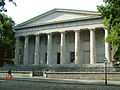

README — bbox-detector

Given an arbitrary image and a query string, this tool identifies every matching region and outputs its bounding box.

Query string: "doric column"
[23,36,29,65]
[60,31,66,64]
[15,37,20,64]
[105,29,110,62]
[90,29,96,64]
[34,34,40,65]
[47,33,52,64]
[74,30,80,64]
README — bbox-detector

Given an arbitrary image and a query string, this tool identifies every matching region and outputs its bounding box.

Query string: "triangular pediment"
[15,8,100,29]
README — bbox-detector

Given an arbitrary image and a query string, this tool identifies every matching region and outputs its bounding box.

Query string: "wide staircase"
[1,63,120,80]
[0,63,117,73]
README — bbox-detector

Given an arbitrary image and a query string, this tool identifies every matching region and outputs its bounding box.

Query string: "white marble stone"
[105,29,110,62]
[14,9,111,65]
[90,29,96,64]
[60,31,66,64]
[47,33,53,64]
[23,36,29,65]
[74,30,80,64]
[34,35,40,65]
[15,37,20,64]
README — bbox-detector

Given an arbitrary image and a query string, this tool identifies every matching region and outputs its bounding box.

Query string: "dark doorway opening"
[57,53,60,64]
[45,53,47,64]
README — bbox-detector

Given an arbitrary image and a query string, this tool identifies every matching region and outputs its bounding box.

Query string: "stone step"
[0,64,115,72]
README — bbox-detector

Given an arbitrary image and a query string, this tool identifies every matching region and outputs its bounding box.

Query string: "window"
[70,52,75,63]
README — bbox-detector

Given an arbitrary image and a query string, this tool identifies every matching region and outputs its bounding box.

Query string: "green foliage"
[0,0,16,12]
[97,0,120,60]
[0,13,15,54]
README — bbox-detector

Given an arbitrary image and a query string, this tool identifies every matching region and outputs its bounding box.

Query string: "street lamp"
[115,61,120,72]
[116,61,120,66]
[104,58,108,85]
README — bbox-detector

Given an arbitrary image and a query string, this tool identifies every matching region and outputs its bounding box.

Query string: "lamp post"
[104,58,108,85]
[116,61,120,72]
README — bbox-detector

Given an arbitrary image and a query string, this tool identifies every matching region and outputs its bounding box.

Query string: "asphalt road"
[0,80,120,90]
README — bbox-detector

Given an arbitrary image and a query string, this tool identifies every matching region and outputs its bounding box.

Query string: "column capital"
[104,29,109,32]
[103,27,108,30]
[59,31,66,34]
[104,28,108,30]
[46,32,52,36]
[34,33,41,36]
[24,35,29,38]
[35,34,40,38]
[89,28,96,31]
[74,30,80,33]
[74,29,80,32]
[15,36,20,38]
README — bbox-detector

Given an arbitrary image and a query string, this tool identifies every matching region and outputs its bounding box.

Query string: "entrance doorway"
[57,53,60,64]
[45,53,47,64]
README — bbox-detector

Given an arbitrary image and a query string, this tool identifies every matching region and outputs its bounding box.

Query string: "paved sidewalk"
[0,77,120,86]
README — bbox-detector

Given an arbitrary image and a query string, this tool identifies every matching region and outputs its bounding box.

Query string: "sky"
[4,0,104,25]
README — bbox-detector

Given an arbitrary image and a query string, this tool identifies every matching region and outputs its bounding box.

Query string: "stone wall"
[0,71,32,77]
[45,72,120,80]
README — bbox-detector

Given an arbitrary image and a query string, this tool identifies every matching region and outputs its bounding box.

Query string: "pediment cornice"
[14,8,101,30]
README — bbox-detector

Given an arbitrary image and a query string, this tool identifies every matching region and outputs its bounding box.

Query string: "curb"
[0,77,120,86]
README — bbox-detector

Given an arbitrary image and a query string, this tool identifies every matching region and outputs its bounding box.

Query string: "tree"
[0,13,15,65]
[97,0,120,61]
[0,0,16,12]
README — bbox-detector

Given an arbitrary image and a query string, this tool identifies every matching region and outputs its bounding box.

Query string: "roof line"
[15,8,100,29]
[15,9,56,28]
[15,16,102,30]
[54,8,99,14]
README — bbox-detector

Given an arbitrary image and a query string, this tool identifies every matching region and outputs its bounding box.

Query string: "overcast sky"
[4,0,104,25]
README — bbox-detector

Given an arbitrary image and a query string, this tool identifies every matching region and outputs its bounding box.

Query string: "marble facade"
[14,8,111,65]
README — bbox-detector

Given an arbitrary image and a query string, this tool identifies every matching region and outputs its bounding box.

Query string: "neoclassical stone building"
[14,8,111,65]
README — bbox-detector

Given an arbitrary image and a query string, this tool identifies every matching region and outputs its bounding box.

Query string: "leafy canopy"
[0,13,15,53]
[0,0,16,12]
[97,0,120,60]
